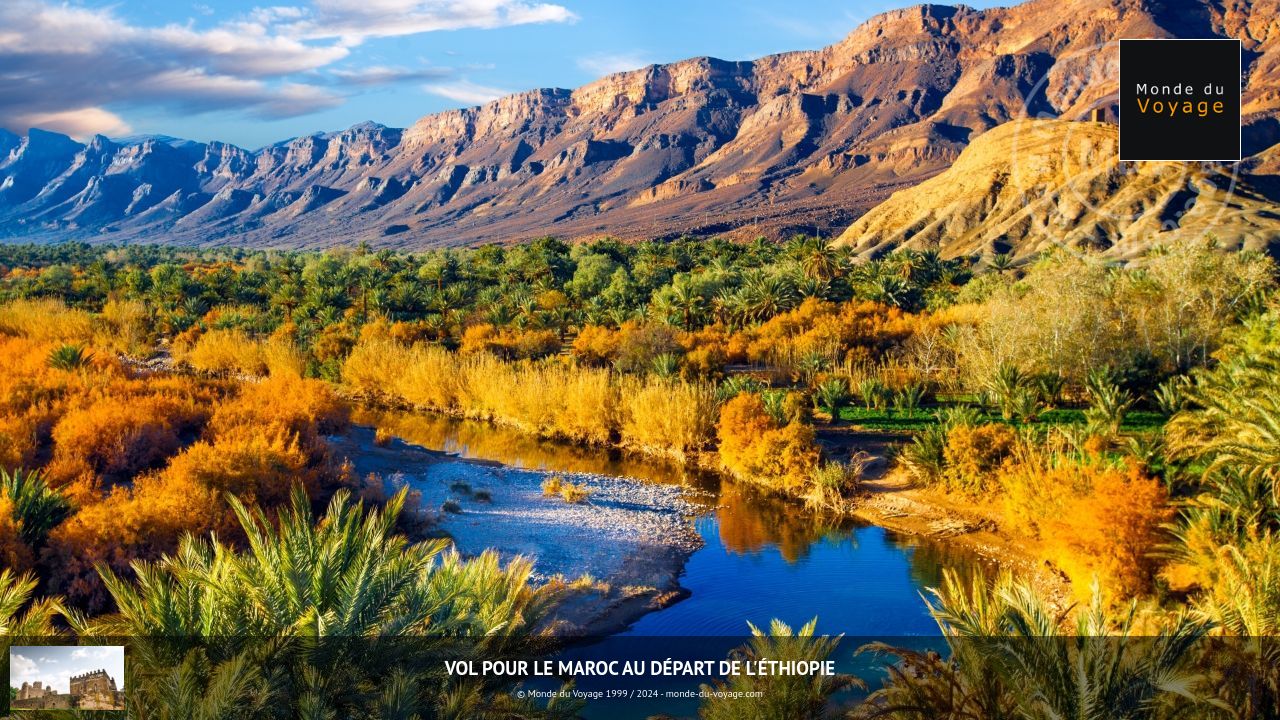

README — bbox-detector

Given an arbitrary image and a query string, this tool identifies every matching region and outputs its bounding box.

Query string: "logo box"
[1119,38,1241,162]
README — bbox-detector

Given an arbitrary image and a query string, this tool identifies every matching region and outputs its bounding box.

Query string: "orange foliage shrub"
[572,325,621,366]
[998,461,1089,539]
[739,299,921,369]
[47,396,186,486]
[461,323,560,360]
[717,393,820,493]
[1043,464,1173,600]
[209,376,349,450]
[387,320,437,345]
[46,473,216,612]
[311,323,358,364]
[942,423,1018,493]
[612,322,681,374]
[161,430,313,511]
[0,409,44,471]
[460,323,501,354]
[678,327,732,377]
[0,312,351,612]
[44,375,348,612]
[0,496,33,571]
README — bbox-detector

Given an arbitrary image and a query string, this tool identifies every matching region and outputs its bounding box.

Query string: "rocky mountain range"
[1,0,1278,250]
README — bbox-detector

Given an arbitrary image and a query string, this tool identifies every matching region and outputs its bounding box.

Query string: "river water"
[354,409,985,717]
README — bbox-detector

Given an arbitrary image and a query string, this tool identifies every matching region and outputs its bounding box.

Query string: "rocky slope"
[1,0,1278,249]
[834,119,1280,259]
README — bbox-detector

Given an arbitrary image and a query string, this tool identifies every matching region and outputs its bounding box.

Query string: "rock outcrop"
[835,119,1280,259]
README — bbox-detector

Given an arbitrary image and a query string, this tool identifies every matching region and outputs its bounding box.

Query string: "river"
[351,408,986,717]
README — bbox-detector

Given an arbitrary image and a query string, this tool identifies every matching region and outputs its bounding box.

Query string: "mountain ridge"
[1,0,1278,249]
[835,119,1280,259]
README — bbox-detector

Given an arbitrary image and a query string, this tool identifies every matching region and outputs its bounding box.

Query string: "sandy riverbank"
[816,425,1074,611]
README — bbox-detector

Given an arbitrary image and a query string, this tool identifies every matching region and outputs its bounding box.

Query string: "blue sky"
[0,0,1003,148]
[9,645,126,693]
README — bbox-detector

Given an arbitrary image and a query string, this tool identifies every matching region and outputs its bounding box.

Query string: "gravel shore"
[329,425,706,634]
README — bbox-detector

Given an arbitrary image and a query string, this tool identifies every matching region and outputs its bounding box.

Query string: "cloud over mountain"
[0,0,574,137]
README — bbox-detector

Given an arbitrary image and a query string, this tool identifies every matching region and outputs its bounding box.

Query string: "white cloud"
[424,79,509,105]
[10,653,38,678]
[8,653,59,690]
[577,52,653,77]
[282,0,577,45]
[8,108,133,139]
[331,64,455,86]
[0,0,574,137]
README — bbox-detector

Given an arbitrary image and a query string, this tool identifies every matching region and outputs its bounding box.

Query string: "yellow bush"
[620,378,717,458]
[942,423,1018,493]
[180,326,303,378]
[0,496,33,572]
[261,337,306,378]
[180,328,266,375]
[560,481,592,503]
[541,475,564,496]
[48,396,185,486]
[343,335,716,456]
[998,461,1088,539]
[717,393,820,492]
[572,325,620,366]
[397,344,464,411]
[0,299,94,343]
[544,364,617,444]
[1043,463,1173,600]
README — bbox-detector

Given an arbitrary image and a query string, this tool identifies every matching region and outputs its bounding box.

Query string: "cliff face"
[1,0,1277,249]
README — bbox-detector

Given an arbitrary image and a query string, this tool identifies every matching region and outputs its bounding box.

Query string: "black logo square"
[1119,38,1241,162]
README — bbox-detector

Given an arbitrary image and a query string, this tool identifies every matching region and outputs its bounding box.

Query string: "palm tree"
[988,252,1015,274]
[1084,367,1136,437]
[813,377,849,423]
[0,568,61,632]
[984,362,1033,422]
[1167,347,1280,501]
[87,487,568,719]
[657,278,706,330]
[797,236,841,283]
[0,569,63,650]
[0,468,71,547]
[701,618,859,720]
[740,272,797,322]
[1186,532,1280,719]
[712,288,745,330]
[47,343,94,371]
[857,571,1215,720]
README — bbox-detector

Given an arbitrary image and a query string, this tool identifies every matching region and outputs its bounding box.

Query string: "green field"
[838,405,1168,434]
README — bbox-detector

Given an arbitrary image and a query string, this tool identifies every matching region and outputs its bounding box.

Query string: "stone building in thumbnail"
[12,669,124,711]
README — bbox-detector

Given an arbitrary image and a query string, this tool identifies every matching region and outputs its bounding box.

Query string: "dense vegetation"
[1,236,1277,718]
